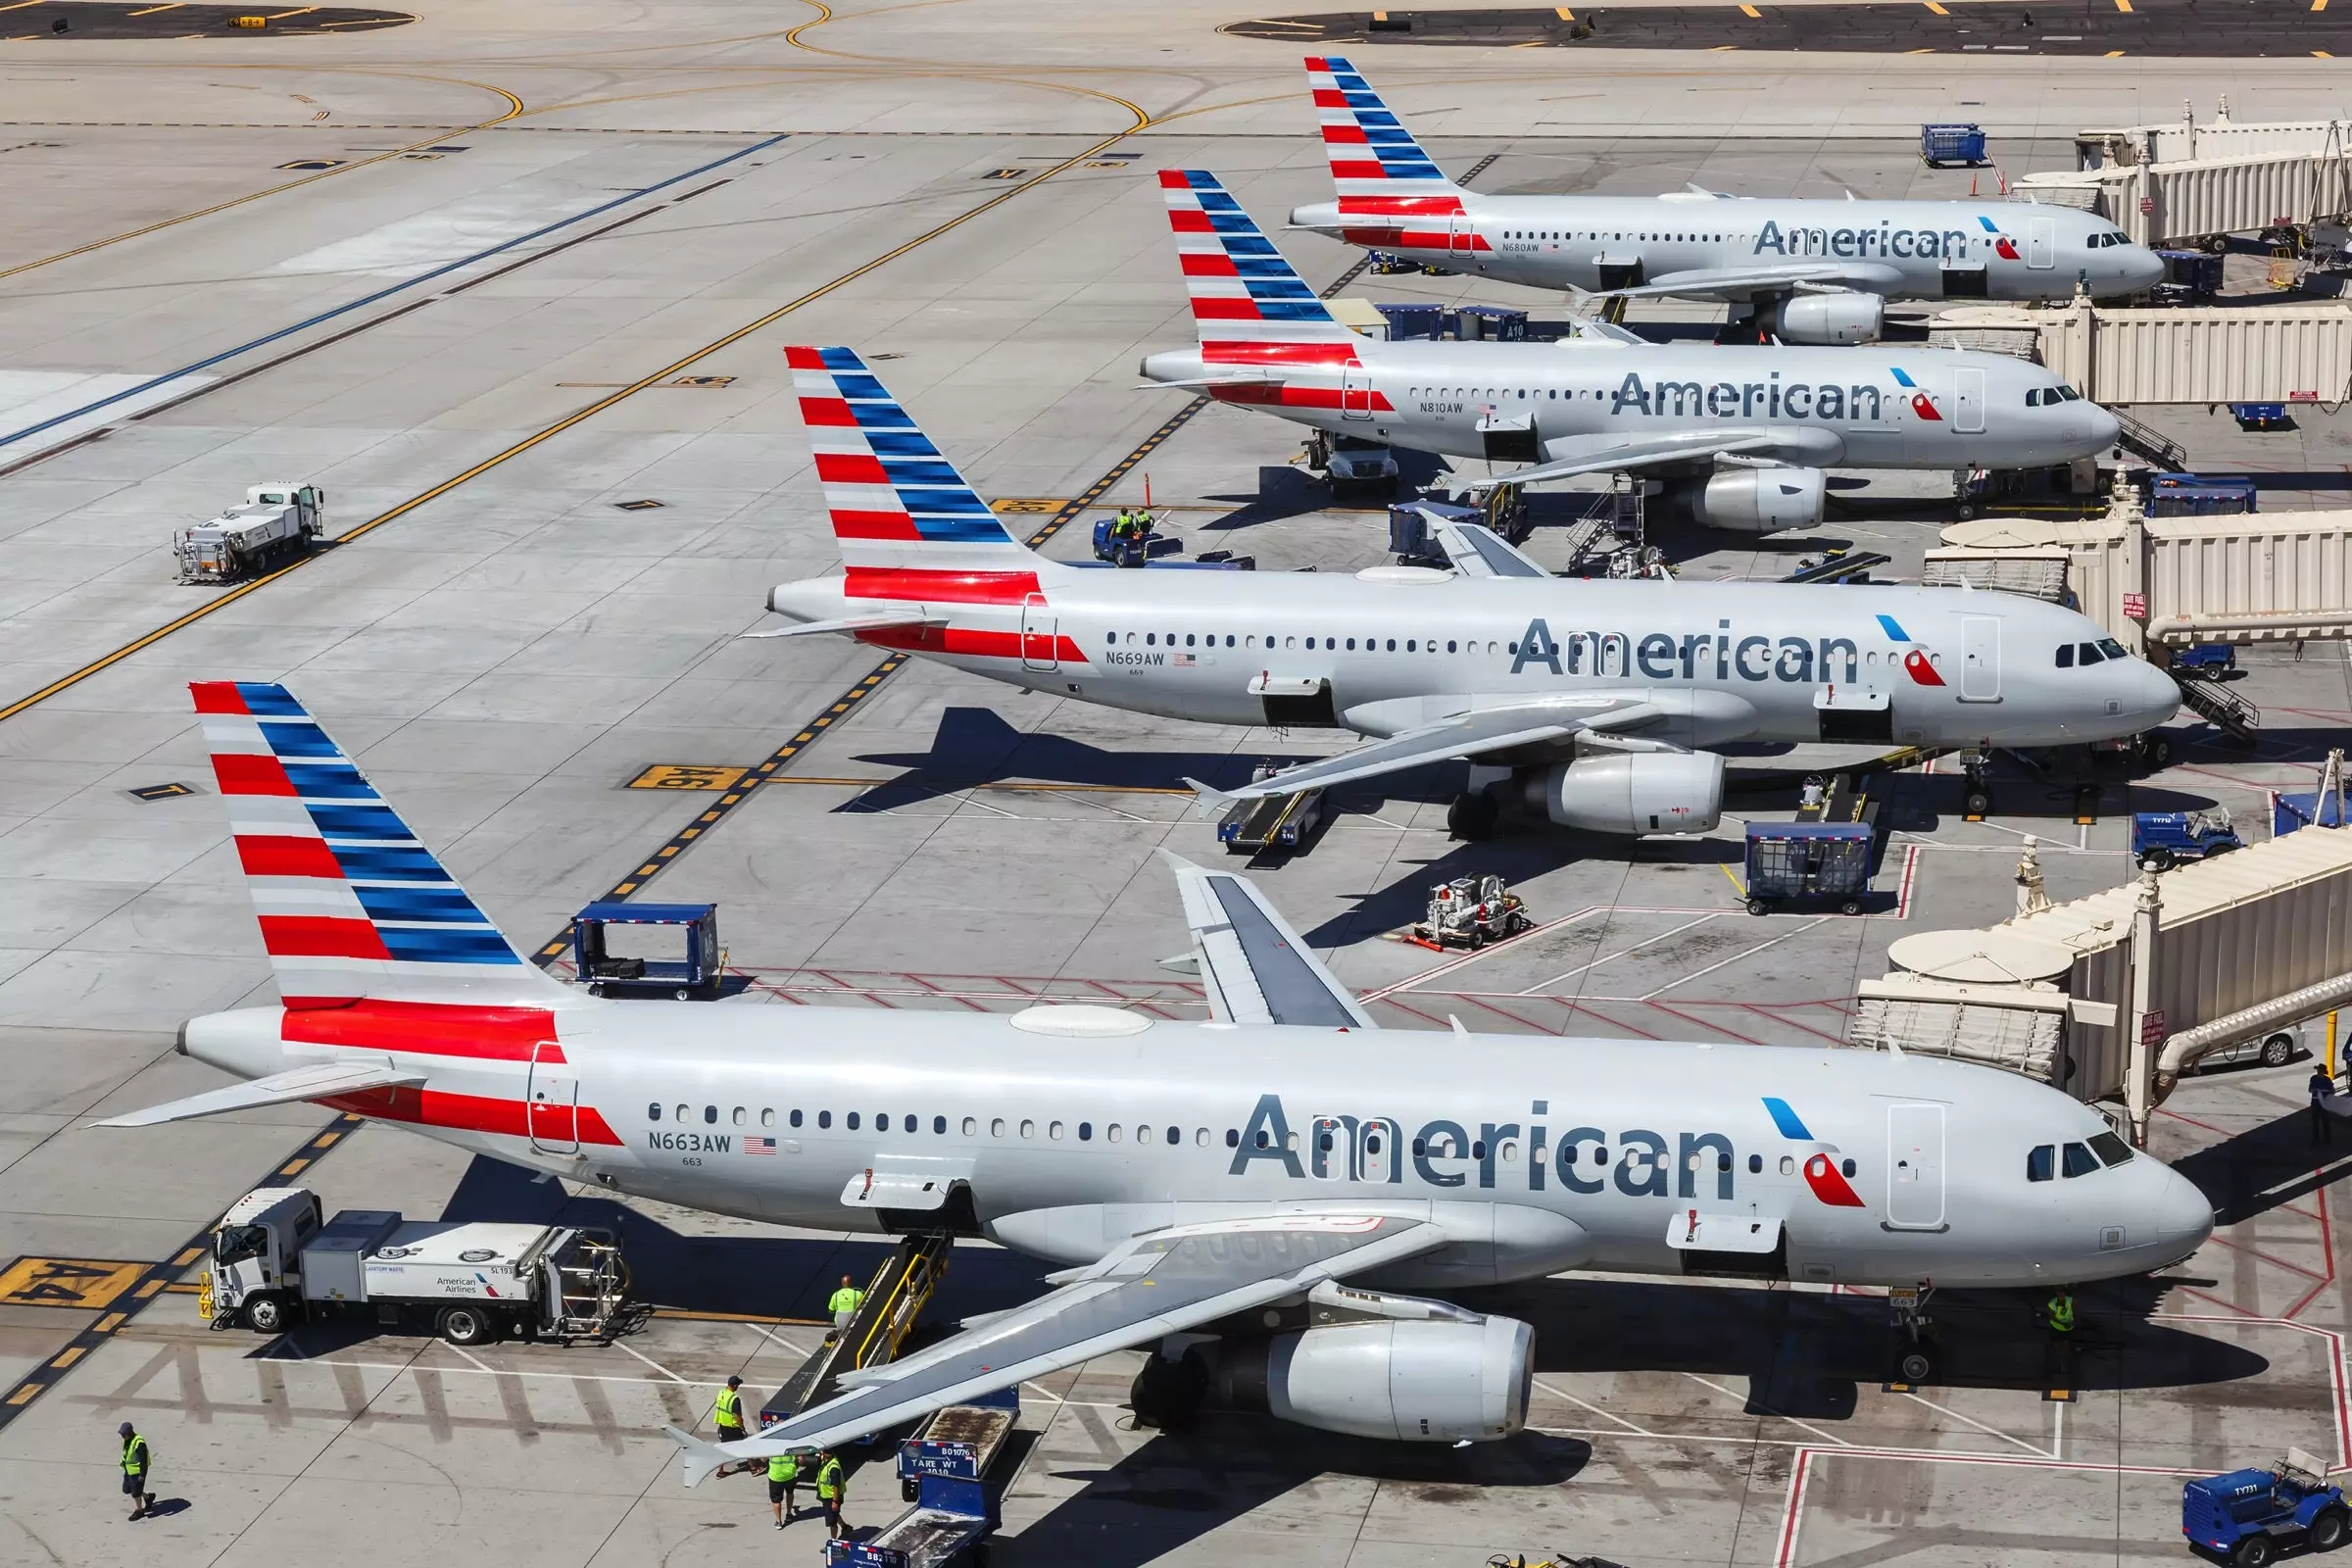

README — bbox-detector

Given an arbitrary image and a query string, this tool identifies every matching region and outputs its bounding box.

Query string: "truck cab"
[206,1186,322,1331]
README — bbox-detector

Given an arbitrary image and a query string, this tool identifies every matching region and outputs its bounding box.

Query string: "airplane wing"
[743,611,946,640]
[1159,851,1378,1029]
[1424,519,1549,580]
[1494,427,1844,490]
[1185,698,1663,803]
[93,1060,429,1128]
[665,1212,1442,1481]
[1589,262,1904,300]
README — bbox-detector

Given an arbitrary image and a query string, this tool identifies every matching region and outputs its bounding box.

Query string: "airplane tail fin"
[1158,170,1354,353]
[785,347,1065,602]
[192,681,583,1009]
[1305,56,1467,213]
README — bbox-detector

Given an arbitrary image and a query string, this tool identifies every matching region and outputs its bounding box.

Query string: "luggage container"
[571,901,725,999]
[1921,122,1987,168]
[1742,821,1875,915]
[2146,472,2257,516]
[1456,305,1529,342]
[2157,249,2226,297]
[1374,302,1444,340]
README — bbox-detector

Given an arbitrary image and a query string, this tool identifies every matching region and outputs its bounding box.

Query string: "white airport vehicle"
[762,347,2174,841]
[173,483,325,584]
[1288,57,2166,332]
[199,1185,627,1346]
[1141,172,2122,532]
[103,681,2211,1470]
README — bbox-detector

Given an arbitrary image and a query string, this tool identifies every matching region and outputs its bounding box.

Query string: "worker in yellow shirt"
[767,1450,799,1529]
[825,1275,863,1343]
[710,1374,747,1477]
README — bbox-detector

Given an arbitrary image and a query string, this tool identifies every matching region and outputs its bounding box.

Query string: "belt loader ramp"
[761,1232,953,1430]
[1848,814,2352,1143]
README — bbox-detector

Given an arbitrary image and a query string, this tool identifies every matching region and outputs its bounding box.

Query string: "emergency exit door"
[1959,614,2000,702]
[1954,367,1986,433]
[1886,1103,1947,1229]
[1448,215,1477,258]
[1020,593,1059,671]
[1340,364,1374,420]
[2028,215,2056,270]
[527,1040,579,1154]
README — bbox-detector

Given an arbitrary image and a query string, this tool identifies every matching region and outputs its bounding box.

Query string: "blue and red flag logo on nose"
[1889,366,1942,422]
[1979,214,2021,261]
[1762,1097,1867,1207]
[1874,614,1946,688]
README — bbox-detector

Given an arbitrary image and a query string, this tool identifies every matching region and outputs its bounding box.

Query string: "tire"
[2141,734,2175,769]
[1897,1347,1936,1384]
[2140,848,2177,872]
[2206,841,2234,858]
[2261,1034,2296,1068]
[2234,1535,2275,1568]
[2313,1508,2350,1551]
[674,989,691,1002]
[1748,898,1771,916]
[438,1304,498,1347]
[1129,1354,1206,1431]
[1964,789,1992,816]
[244,1294,287,1334]
[1840,900,1863,917]
[1446,791,1498,842]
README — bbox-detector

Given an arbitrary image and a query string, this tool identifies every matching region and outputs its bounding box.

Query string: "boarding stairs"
[2112,409,2189,470]
[2175,669,2262,746]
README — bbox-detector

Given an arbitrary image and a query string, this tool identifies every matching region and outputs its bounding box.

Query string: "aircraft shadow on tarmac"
[846,708,1303,808]
[2170,1104,2352,1228]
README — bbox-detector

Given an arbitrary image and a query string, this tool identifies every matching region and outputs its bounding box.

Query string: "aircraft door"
[1020,593,1059,671]
[2028,215,2056,270]
[1447,216,1476,258]
[1886,1102,1946,1229]
[1340,365,1374,421]
[527,1040,579,1154]
[1954,368,1986,434]
[1959,614,2000,702]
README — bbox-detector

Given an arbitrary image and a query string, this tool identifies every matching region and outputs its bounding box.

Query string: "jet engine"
[1522,752,1725,835]
[1759,290,1885,345]
[1666,466,1827,533]
[1197,1315,1534,1443]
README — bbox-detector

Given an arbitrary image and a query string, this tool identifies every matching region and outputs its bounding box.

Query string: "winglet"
[665,1427,733,1490]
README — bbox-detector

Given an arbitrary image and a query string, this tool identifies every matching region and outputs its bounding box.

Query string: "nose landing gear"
[1888,1282,1938,1386]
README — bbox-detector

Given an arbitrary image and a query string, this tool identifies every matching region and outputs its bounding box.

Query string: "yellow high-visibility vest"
[817,1456,843,1499]
[828,1287,863,1316]
[768,1453,797,1483]
[121,1436,149,1477]
[714,1387,743,1426]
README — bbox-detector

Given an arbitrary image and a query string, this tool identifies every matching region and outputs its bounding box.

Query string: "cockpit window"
[2057,385,2082,401]
[2061,1141,2100,1178]
[2027,1145,2055,1182]
[2089,1131,2134,1166]
[2055,644,2075,668]
[2078,641,2106,666]
[2096,637,2129,659]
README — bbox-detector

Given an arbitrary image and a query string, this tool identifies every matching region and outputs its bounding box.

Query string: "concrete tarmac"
[3,3,2352,1565]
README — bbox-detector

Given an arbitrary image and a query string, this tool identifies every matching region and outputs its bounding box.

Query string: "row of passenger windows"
[1111,631,1519,655]
[1504,229,1732,243]
[2027,1131,2135,1181]
[650,1102,1202,1145]
[2055,637,2132,668]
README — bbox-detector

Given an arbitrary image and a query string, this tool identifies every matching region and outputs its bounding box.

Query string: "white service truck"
[173,482,325,583]
[201,1187,629,1347]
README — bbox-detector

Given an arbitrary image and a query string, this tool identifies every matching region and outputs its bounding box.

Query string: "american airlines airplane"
[1141,171,2121,531]
[1287,57,2168,340]
[105,683,2213,1466]
[762,345,2174,839]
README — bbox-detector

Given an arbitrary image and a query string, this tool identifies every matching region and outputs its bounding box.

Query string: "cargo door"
[1447,215,1476,258]
[1886,1102,1947,1230]
[2028,215,2056,270]
[1959,614,2000,702]
[1019,594,1059,671]
[1954,367,1986,434]
[1340,364,1374,421]
[527,1040,579,1154]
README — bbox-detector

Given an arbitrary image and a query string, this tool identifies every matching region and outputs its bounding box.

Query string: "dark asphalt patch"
[1226,3,2346,57]
[0,2,411,39]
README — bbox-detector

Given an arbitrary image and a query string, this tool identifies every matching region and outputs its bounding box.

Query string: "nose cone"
[2082,400,2122,456]
[2119,246,2167,293]
[2129,654,2183,731]
[1140,347,1205,386]
[1289,199,1344,234]
[2153,1159,2215,1245]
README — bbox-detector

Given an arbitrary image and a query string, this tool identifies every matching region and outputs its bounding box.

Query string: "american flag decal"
[745,1136,778,1154]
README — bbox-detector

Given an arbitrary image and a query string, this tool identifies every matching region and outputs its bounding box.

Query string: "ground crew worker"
[825,1274,863,1341]
[711,1374,746,1476]
[118,1420,151,1521]
[2044,1288,2077,1338]
[816,1448,848,1538]
[2312,1065,2338,1145]
[1111,509,1137,539]
[767,1450,799,1529]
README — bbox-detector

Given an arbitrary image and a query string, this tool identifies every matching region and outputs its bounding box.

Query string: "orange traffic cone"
[1970,172,1980,195]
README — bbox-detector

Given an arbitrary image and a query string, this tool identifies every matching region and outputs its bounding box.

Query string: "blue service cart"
[2132,809,2242,872]
[1455,304,1529,342]
[1920,122,1987,167]
[1743,821,1874,915]
[2158,248,2228,298]
[570,902,724,999]
[825,1388,1018,1568]
[2176,644,2238,677]
[1090,514,1183,568]
[2181,1448,2348,1566]
[2147,472,2258,517]
[1373,301,1444,338]
[2230,402,2292,431]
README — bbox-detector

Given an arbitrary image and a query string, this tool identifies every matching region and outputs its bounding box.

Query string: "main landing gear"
[1889,1282,1939,1385]
[1446,789,1501,842]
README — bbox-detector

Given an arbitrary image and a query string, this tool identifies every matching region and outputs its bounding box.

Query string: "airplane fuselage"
[1292,193,2164,301]
[1142,339,2120,473]
[187,1003,2212,1291]
[775,574,2181,753]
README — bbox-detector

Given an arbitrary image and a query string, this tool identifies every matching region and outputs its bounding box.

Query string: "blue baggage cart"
[1742,821,1874,915]
[1374,302,1444,339]
[571,902,724,999]
[1920,123,1986,167]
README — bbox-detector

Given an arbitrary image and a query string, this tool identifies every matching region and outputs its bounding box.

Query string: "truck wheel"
[2312,1507,2349,1551]
[2139,849,2176,872]
[2262,1033,2297,1068]
[2234,1535,2275,1568]
[1748,898,1771,916]
[438,1304,499,1347]
[244,1294,288,1334]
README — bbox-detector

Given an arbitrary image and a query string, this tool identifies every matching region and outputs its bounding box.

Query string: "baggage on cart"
[1410,874,1532,950]
[1743,820,1874,915]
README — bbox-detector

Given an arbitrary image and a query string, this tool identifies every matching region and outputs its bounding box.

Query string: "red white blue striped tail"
[1160,171,1353,348]
[1306,56,1467,216]
[193,682,580,1009]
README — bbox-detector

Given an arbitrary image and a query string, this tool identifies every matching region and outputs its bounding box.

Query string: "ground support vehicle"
[2132,809,2243,871]
[823,1389,1020,1567]
[1743,821,1875,915]
[1409,875,1532,950]
[173,483,324,583]
[1090,514,1183,567]
[1921,122,1987,166]
[573,901,725,999]
[2181,1447,2349,1566]
[1218,765,1326,855]
[200,1187,627,1346]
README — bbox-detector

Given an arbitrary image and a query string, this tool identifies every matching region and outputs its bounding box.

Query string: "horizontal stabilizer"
[95,1059,428,1128]
[1135,373,1286,392]
[743,611,945,640]
[664,1426,738,1490]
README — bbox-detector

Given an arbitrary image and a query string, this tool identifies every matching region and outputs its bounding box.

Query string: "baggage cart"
[1920,122,1987,167]
[572,902,725,999]
[1742,821,1874,915]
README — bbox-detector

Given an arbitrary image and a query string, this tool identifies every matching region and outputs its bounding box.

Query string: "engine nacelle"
[1668,466,1827,533]
[1523,753,1725,835]
[1762,290,1885,345]
[1204,1316,1534,1443]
